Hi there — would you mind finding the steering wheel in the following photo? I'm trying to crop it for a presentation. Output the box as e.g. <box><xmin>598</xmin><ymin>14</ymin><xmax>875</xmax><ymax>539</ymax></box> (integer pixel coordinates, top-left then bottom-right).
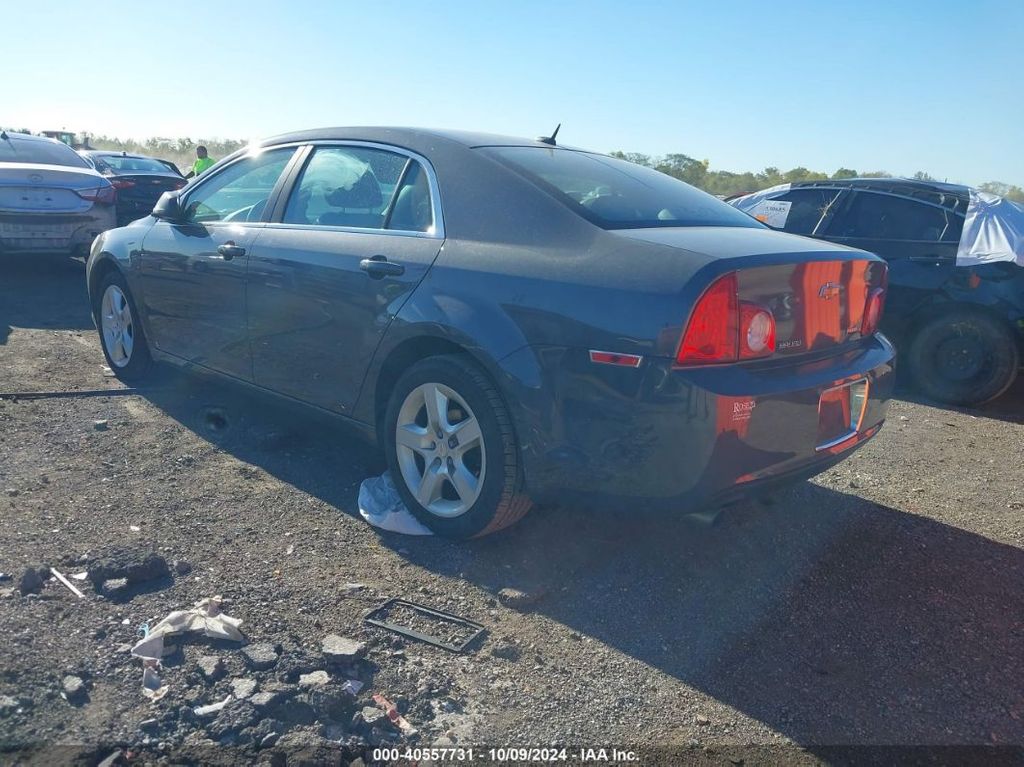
<box><xmin>223</xmin><ymin>199</ymin><xmax>267</xmax><ymax>223</ymax></box>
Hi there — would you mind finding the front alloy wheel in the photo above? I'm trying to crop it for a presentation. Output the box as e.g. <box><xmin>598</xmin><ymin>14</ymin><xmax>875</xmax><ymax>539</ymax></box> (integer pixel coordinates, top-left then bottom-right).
<box><xmin>94</xmin><ymin>270</ymin><xmax>152</xmax><ymax>382</ymax></box>
<box><xmin>100</xmin><ymin>284</ymin><xmax>135</xmax><ymax>368</ymax></box>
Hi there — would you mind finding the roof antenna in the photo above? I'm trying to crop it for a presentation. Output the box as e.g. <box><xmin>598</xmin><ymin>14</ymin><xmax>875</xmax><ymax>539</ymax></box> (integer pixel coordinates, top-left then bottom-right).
<box><xmin>537</xmin><ymin>123</ymin><xmax>561</xmax><ymax>146</ymax></box>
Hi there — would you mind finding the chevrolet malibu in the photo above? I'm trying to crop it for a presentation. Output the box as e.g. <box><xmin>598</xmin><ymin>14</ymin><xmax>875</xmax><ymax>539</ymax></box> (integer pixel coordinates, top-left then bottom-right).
<box><xmin>85</xmin><ymin>128</ymin><xmax>894</xmax><ymax>538</ymax></box>
<box><xmin>0</xmin><ymin>131</ymin><xmax>116</xmax><ymax>255</ymax></box>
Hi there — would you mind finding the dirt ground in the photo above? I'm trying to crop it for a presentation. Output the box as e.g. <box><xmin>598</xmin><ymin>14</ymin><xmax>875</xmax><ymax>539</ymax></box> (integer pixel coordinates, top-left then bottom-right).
<box><xmin>1</xmin><ymin>255</ymin><xmax>1022</xmax><ymax>766</ymax></box>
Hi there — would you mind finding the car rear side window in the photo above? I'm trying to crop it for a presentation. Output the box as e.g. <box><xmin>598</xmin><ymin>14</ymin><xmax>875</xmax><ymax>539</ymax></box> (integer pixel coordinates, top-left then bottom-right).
<box><xmin>184</xmin><ymin>148</ymin><xmax>294</xmax><ymax>224</ymax></box>
<box><xmin>481</xmin><ymin>146</ymin><xmax>761</xmax><ymax>230</ymax></box>
<box><xmin>831</xmin><ymin>191</ymin><xmax>953</xmax><ymax>241</ymax></box>
<box><xmin>0</xmin><ymin>136</ymin><xmax>90</xmax><ymax>168</ymax></box>
<box><xmin>773</xmin><ymin>188</ymin><xmax>842</xmax><ymax>235</ymax></box>
<box><xmin>283</xmin><ymin>146</ymin><xmax>434</xmax><ymax>232</ymax></box>
<box><xmin>98</xmin><ymin>155</ymin><xmax>171</xmax><ymax>173</ymax></box>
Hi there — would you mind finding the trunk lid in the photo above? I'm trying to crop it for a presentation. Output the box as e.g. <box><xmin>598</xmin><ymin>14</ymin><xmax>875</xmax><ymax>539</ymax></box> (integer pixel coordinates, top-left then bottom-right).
<box><xmin>0</xmin><ymin>163</ymin><xmax>108</xmax><ymax>213</ymax></box>
<box><xmin>616</xmin><ymin>226</ymin><xmax>886</xmax><ymax>358</ymax></box>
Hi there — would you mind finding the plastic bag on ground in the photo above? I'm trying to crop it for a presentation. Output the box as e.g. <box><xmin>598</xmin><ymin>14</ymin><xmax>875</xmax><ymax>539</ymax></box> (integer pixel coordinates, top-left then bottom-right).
<box><xmin>358</xmin><ymin>471</ymin><xmax>433</xmax><ymax>536</ymax></box>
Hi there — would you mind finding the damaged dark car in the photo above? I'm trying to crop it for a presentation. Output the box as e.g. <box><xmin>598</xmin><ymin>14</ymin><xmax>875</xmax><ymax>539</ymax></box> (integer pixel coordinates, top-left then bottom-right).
<box><xmin>85</xmin><ymin>128</ymin><xmax>895</xmax><ymax>537</ymax></box>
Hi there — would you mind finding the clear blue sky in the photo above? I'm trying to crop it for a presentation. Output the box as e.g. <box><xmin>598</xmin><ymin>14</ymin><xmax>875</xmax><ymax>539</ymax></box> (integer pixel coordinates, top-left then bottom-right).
<box><xmin>5</xmin><ymin>0</ymin><xmax>1021</xmax><ymax>186</ymax></box>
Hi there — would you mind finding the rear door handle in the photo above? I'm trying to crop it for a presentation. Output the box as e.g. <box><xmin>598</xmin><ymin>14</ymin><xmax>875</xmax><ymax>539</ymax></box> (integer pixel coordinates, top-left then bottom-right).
<box><xmin>360</xmin><ymin>256</ymin><xmax>405</xmax><ymax>278</ymax></box>
<box><xmin>217</xmin><ymin>243</ymin><xmax>246</xmax><ymax>260</ymax></box>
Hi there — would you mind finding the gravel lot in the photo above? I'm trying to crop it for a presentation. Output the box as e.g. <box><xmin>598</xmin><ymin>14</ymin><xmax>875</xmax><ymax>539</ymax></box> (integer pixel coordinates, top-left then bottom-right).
<box><xmin>1</xmin><ymin>255</ymin><xmax>1022</xmax><ymax>765</ymax></box>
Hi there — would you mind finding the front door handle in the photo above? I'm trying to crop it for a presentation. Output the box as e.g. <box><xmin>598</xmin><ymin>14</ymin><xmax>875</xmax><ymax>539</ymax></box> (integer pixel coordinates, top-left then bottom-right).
<box><xmin>217</xmin><ymin>242</ymin><xmax>246</xmax><ymax>260</ymax></box>
<box><xmin>360</xmin><ymin>255</ymin><xmax>405</xmax><ymax>278</ymax></box>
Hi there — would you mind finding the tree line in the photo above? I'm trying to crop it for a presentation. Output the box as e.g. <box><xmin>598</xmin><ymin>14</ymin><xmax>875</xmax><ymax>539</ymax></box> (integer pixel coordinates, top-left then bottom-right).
<box><xmin>57</xmin><ymin>133</ymin><xmax>1024</xmax><ymax>203</ymax></box>
<box><xmin>609</xmin><ymin>151</ymin><xmax>1024</xmax><ymax>202</ymax></box>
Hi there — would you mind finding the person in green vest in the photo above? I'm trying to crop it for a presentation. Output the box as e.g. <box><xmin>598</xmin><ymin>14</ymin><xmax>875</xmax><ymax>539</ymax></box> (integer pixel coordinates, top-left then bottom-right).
<box><xmin>184</xmin><ymin>145</ymin><xmax>215</xmax><ymax>179</ymax></box>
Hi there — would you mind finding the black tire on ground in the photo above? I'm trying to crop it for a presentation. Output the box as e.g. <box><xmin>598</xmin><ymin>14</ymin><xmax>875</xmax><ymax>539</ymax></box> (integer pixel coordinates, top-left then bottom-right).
<box><xmin>93</xmin><ymin>270</ymin><xmax>154</xmax><ymax>383</ymax></box>
<box><xmin>383</xmin><ymin>354</ymin><xmax>532</xmax><ymax>539</ymax></box>
<box><xmin>906</xmin><ymin>310</ymin><xmax>1019</xmax><ymax>406</ymax></box>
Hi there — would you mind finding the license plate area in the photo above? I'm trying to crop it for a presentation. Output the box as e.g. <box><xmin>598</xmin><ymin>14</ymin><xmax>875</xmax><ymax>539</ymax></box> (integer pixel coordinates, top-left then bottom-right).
<box><xmin>816</xmin><ymin>378</ymin><xmax>869</xmax><ymax>451</ymax></box>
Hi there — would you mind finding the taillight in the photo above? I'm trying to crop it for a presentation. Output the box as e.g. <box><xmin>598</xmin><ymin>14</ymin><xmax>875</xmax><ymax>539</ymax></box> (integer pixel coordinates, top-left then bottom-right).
<box><xmin>676</xmin><ymin>273</ymin><xmax>739</xmax><ymax>364</ymax></box>
<box><xmin>861</xmin><ymin>288</ymin><xmax>886</xmax><ymax>336</ymax></box>
<box><xmin>110</xmin><ymin>179</ymin><xmax>136</xmax><ymax>190</ymax></box>
<box><xmin>76</xmin><ymin>186</ymin><xmax>116</xmax><ymax>205</ymax></box>
<box><xmin>676</xmin><ymin>272</ymin><xmax>777</xmax><ymax>365</ymax></box>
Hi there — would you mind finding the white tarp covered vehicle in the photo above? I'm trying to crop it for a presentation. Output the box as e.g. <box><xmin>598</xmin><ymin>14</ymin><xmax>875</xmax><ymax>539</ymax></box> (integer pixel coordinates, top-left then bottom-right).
<box><xmin>728</xmin><ymin>178</ymin><xmax>1024</xmax><ymax>406</ymax></box>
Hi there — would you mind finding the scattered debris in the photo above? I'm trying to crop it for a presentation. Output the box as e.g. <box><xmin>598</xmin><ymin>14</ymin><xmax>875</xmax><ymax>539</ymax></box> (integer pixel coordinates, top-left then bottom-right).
<box><xmin>0</xmin><ymin>572</ymin><xmax>11</xmax><ymax>582</ymax></box>
<box><xmin>231</xmin><ymin>678</ymin><xmax>258</xmax><ymax>699</ymax></box>
<box><xmin>299</xmin><ymin>670</ymin><xmax>330</xmax><ymax>688</ymax></box>
<box><xmin>142</xmin><ymin>662</ymin><xmax>167</xmax><ymax>701</ymax></box>
<box><xmin>242</xmin><ymin>642</ymin><xmax>279</xmax><ymax>671</ymax></box>
<box><xmin>87</xmin><ymin>547</ymin><xmax>170</xmax><ymax>593</ymax></box>
<box><xmin>18</xmin><ymin>565</ymin><xmax>47</xmax><ymax>595</ymax></box>
<box><xmin>70</xmin><ymin>572</ymin><xmax>88</xmax><ymax>581</ymax></box>
<box><xmin>497</xmin><ymin>586</ymin><xmax>549</xmax><ymax>611</ymax></box>
<box><xmin>50</xmin><ymin>567</ymin><xmax>85</xmax><ymax>598</ymax></box>
<box><xmin>0</xmin><ymin>695</ymin><xmax>19</xmax><ymax>714</ymax></box>
<box><xmin>358</xmin><ymin>472</ymin><xmax>434</xmax><ymax>535</ymax></box>
<box><xmin>342</xmin><ymin>679</ymin><xmax>364</xmax><ymax>696</ymax></box>
<box><xmin>96</xmin><ymin>750</ymin><xmax>122</xmax><ymax>767</ymax></box>
<box><xmin>194</xmin><ymin>695</ymin><xmax>233</xmax><ymax>718</ymax></box>
<box><xmin>132</xmin><ymin>596</ymin><xmax>244</xmax><ymax>661</ymax></box>
<box><xmin>93</xmin><ymin>419</ymin><xmax>109</xmax><ymax>431</ymax></box>
<box><xmin>61</xmin><ymin>675</ymin><xmax>87</xmax><ymax>703</ymax></box>
<box><xmin>4</xmin><ymin>488</ymin><xmax>18</xmax><ymax>497</ymax></box>
<box><xmin>696</xmin><ymin>714</ymin><xmax>711</xmax><ymax>725</ymax></box>
<box><xmin>250</xmin><ymin>691</ymin><xmax>281</xmax><ymax>709</ymax></box>
<box><xmin>173</xmin><ymin>559</ymin><xmax>193</xmax><ymax>576</ymax></box>
<box><xmin>197</xmin><ymin>656</ymin><xmax>225</xmax><ymax>681</ymax></box>
<box><xmin>365</xmin><ymin>598</ymin><xmax>486</xmax><ymax>653</ymax></box>
<box><xmin>130</xmin><ymin>597</ymin><xmax>244</xmax><ymax>699</ymax></box>
<box><xmin>322</xmin><ymin>634</ymin><xmax>367</xmax><ymax>662</ymax></box>
<box><xmin>489</xmin><ymin>641</ymin><xmax>522</xmax><ymax>662</ymax></box>
<box><xmin>373</xmin><ymin>693</ymin><xmax>417</xmax><ymax>736</ymax></box>
<box><xmin>100</xmin><ymin>578</ymin><xmax>129</xmax><ymax>599</ymax></box>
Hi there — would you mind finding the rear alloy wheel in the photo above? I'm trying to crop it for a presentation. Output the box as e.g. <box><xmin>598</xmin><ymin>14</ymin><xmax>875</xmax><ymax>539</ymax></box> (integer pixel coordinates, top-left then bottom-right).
<box><xmin>906</xmin><ymin>311</ymin><xmax>1018</xmax><ymax>406</ymax></box>
<box><xmin>95</xmin><ymin>271</ymin><xmax>152</xmax><ymax>382</ymax></box>
<box><xmin>384</xmin><ymin>355</ymin><xmax>532</xmax><ymax>538</ymax></box>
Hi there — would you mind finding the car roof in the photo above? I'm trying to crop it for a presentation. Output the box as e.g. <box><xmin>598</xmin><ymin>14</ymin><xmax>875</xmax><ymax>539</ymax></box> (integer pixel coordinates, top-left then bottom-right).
<box><xmin>260</xmin><ymin>126</ymin><xmax>563</xmax><ymax>151</ymax></box>
<box><xmin>792</xmin><ymin>177</ymin><xmax>970</xmax><ymax>198</ymax></box>
<box><xmin>1</xmin><ymin>131</ymin><xmax>63</xmax><ymax>145</ymax></box>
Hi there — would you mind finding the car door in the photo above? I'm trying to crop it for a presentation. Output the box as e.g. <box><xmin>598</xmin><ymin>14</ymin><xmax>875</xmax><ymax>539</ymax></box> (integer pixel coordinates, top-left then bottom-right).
<box><xmin>821</xmin><ymin>190</ymin><xmax>963</xmax><ymax>320</ymax></box>
<box><xmin>246</xmin><ymin>142</ymin><xmax>444</xmax><ymax>413</ymax></box>
<box><xmin>136</xmin><ymin>147</ymin><xmax>298</xmax><ymax>380</ymax></box>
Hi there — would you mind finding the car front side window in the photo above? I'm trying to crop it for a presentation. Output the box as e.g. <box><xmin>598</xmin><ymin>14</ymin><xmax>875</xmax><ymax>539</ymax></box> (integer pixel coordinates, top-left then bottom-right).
<box><xmin>183</xmin><ymin>148</ymin><xmax>294</xmax><ymax>224</ymax></box>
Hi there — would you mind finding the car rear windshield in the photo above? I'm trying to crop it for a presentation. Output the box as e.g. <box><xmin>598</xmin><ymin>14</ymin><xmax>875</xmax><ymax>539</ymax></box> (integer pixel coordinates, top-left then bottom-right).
<box><xmin>482</xmin><ymin>146</ymin><xmax>762</xmax><ymax>230</ymax></box>
<box><xmin>0</xmin><ymin>136</ymin><xmax>90</xmax><ymax>168</ymax></box>
<box><xmin>95</xmin><ymin>154</ymin><xmax>171</xmax><ymax>173</ymax></box>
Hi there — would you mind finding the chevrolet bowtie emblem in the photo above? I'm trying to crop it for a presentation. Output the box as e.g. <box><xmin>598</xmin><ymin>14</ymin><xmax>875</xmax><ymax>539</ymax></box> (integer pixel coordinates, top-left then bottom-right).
<box><xmin>818</xmin><ymin>281</ymin><xmax>842</xmax><ymax>300</ymax></box>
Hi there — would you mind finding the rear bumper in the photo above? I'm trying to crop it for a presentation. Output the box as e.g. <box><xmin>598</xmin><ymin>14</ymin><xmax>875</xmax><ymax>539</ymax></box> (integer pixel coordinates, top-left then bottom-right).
<box><xmin>505</xmin><ymin>335</ymin><xmax>896</xmax><ymax>511</ymax></box>
<box><xmin>0</xmin><ymin>208</ymin><xmax>116</xmax><ymax>253</ymax></box>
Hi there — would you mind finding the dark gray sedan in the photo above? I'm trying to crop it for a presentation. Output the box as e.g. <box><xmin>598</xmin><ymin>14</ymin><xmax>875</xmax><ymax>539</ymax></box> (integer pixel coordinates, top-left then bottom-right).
<box><xmin>86</xmin><ymin>128</ymin><xmax>895</xmax><ymax>538</ymax></box>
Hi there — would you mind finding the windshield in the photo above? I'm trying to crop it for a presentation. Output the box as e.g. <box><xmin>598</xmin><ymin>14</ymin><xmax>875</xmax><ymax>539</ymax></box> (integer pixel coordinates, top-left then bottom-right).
<box><xmin>94</xmin><ymin>154</ymin><xmax>173</xmax><ymax>173</ymax></box>
<box><xmin>482</xmin><ymin>146</ymin><xmax>762</xmax><ymax>230</ymax></box>
<box><xmin>0</xmin><ymin>136</ymin><xmax>90</xmax><ymax>168</ymax></box>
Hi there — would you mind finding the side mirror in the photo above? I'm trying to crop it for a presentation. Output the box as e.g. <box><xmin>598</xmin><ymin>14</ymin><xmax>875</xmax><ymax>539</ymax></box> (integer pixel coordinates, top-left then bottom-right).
<box><xmin>153</xmin><ymin>191</ymin><xmax>186</xmax><ymax>222</ymax></box>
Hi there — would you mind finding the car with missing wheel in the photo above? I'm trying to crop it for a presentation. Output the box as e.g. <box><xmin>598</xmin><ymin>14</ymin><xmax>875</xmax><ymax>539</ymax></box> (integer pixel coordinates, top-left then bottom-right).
<box><xmin>728</xmin><ymin>178</ymin><xmax>1024</xmax><ymax>405</ymax></box>
<box><xmin>85</xmin><ymin>127</ymin><xmax>894</xmax><ymax>538</ymax></box>
<box><xmin>0</xmin><ymin>131</ymin><xmax>116</xmax><ymax>255</ymax></box>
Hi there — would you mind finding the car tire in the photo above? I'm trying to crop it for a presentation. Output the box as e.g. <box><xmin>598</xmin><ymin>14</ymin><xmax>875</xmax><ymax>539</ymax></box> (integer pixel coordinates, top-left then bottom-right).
<box><xmin>383</xmin><ymin>354</ymin><xmax>532</xmax><ymax>538</ymax></box>
<box><xmin>94</xmin><ymin>270</ymin><xmax>153</xmax><ymax>382</ymax></box>
<box><xmin>906</xmin><ymin>310</ymin><xmax>1019</xmax><ymax>406</ymax></box>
